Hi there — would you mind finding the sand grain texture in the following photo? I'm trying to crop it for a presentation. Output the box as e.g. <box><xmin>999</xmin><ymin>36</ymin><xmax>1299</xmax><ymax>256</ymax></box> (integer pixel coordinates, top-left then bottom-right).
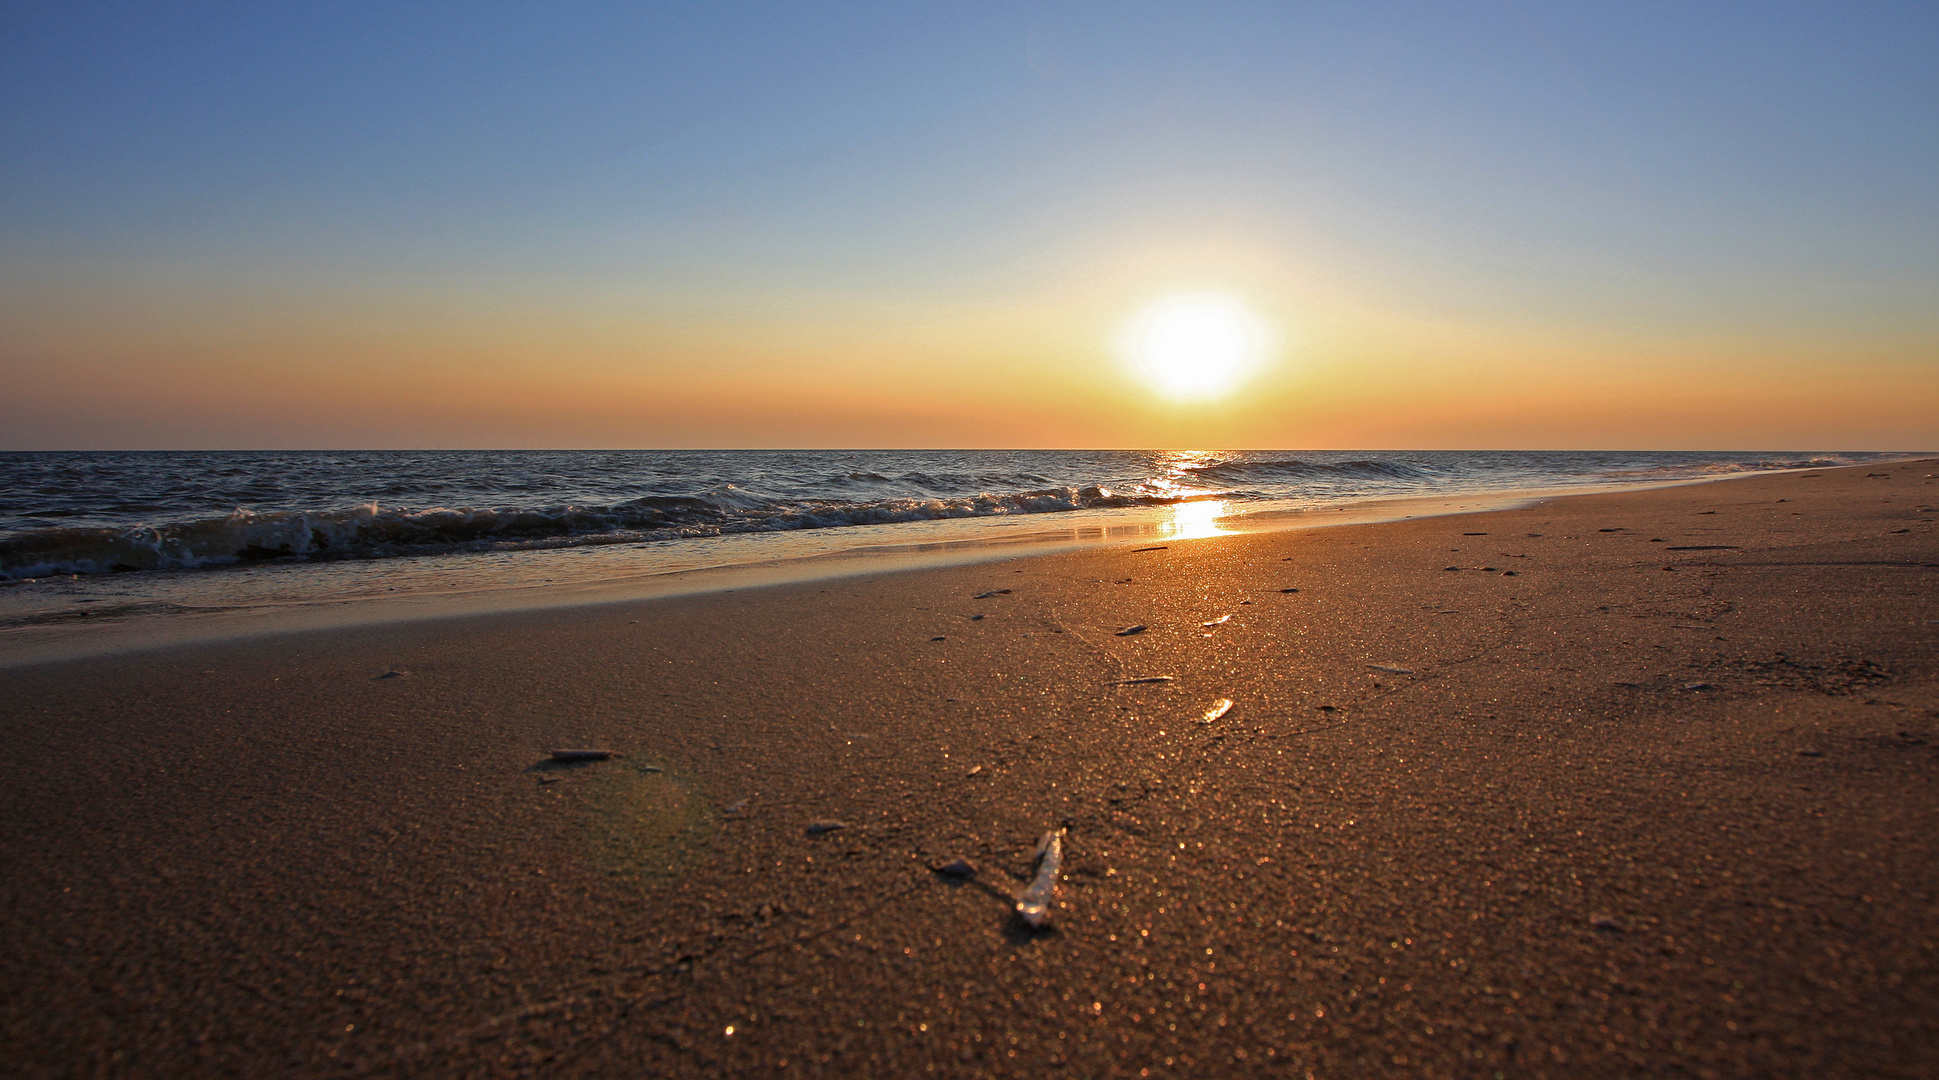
<box><xmin>2</xmin><ymin>463</ymin><xmax>1935</xmax><ymax>1078</ymax></box>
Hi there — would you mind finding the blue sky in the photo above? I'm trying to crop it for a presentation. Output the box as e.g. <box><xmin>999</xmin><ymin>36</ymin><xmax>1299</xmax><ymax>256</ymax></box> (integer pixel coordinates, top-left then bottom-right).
<box><xmin>3</xmin><ymin>2</ymin><xmax>1935</xmax><ymax>448</ymax></box>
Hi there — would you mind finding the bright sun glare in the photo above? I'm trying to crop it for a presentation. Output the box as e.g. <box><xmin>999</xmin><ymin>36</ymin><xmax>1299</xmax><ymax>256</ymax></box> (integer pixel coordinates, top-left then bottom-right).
<box><xmin>1125</xmin><ymin>294</ymin><xmax>1267</xmax><ymax>401</ymax></box>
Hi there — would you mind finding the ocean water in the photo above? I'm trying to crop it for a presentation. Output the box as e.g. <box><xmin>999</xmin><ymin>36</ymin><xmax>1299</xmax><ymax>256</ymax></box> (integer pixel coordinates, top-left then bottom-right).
<box><xmin>0</xmin><ymin>449</ymin><xmax>1892</xmax><ymax>581</ymax></box>
<box><xmin>0</xmin><ymin>449</ymin><xmax>1901</xmax><ymax>658</ymax></box>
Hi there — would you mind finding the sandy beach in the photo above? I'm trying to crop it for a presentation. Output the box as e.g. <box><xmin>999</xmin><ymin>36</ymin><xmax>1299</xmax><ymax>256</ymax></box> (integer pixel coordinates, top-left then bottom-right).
<box><xmin>1</xmin><ymin>462</ymin><xmax>1934</xmax><ymax>1079</ymax></box>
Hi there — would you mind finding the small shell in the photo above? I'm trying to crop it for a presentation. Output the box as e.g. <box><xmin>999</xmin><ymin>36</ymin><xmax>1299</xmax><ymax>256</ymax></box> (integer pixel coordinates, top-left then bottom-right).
<box><xmin>1198</xmin><ymin>698</ymin><xmax>1234</xmax><ymax>724</ymax></box>
<box><xmin>1016</xmin><ymin>830</ymin><xmax>1065</xmax><ymax>929</ymax></box>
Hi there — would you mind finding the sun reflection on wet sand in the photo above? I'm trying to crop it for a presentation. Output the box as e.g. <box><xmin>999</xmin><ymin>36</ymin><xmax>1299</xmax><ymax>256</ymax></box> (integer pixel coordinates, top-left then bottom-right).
<box><xmin>1162</xmin><ymin>498</ymin><xmax>1229</xmax><ymax>539</ymax></box>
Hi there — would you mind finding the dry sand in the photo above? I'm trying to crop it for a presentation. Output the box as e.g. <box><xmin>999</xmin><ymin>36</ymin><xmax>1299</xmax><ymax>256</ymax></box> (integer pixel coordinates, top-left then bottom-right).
<box><xmin>1</xmin><ymin>462</ymin><xmax>1935</xmax><ymax>1078</ymax></box>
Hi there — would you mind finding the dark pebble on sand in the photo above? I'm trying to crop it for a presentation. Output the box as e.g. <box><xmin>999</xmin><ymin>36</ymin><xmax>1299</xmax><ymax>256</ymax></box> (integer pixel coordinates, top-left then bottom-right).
<box><xmin>1444</xmin><ymin>566</ymin><xmax>1461</xmax><ymax>571</ymax></box>
<box><xmin>1116</xmin><ymin>624</ymin><xmax>1147</xmax><ymax>636</ymax></box>
<box><xmin>806</xmin><ymin>821</ymin><xmax>847</xmax><ymax>835</ymax></box>
<box><xmin>1590</xmin><ymin>917</ymin><xmax>1625</xmax><ymax>933</ymax></box>
<box><xmin>931</xmin><ymin>636</ymin><xmax>946</xmax><ymax>642</ymax></box>
<box><xmin>1799</xmin><ymin>749</ymin><xmax>1823</xmax><ymax>757</ymax></box>
<box><xmin>550</xmin><ymin>749</ymin><xmax>616</xmax><ymax>762</ymax></box>
<box><xmin>1279</xmin><ymin>587</ymin><xmax>1300</xmax><ymax>593</ymax></box>
<box><xmin>933</xmin><ymin>858</ymin><xmax>977</xmax><ymax>879</ymax></box>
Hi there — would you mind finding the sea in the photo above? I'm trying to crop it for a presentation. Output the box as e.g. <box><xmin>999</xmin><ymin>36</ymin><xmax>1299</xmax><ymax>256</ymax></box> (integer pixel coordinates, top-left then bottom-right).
<box><xmin>0</xmin><ymin>449</ymin><xmax>1902</xmax><ymax>662</ymax></box>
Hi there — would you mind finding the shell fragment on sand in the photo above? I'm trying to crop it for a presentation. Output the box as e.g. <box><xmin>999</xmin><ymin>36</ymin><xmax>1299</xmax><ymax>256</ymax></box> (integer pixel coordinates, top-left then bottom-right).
<box><xmin>1198</xmin><ymin>698</ymin><xmax>1234</xmax><ymax>724</ymax></box>
<box><xmin>973</xmin><ymin>589</ymin><xmax>1013</xmax><ymax>599</ymax></box>
<box><xmin>1367</xmin><ymin>665</ymin><xmax>1414</xmax><ymax>675</ymax></box>
<box><xmin>1109</xmin><ymin>676</ymin><xmax>1175</xmax><ymax>685</ymax></box>
<box><xmin>550</xmin><ymin>749</ymin><xmax>617</xmax><ymax>762</ymax></box>
<box><xmin>1202</xmin><ymin>615</ymin><xmax>1232</xmax><ymax>627</ymax></box>
<box><xmin>805</xmin><ymin>820</ymin><xmax>847</xmax><ymax>835</ymax></box>
<box><xmin>1016</xmin><ymin>829</ymin><xmax>1066</xmax><ymax>929</ymax></box>
<box><xmin>1116</xmin><ymin>624</ymin><xmax>1148</xmax><ymax>636</ymax></box>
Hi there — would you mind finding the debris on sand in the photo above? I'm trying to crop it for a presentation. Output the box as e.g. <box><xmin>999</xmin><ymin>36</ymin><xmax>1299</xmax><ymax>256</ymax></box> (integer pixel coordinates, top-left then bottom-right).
<box><xmin>966</xmin><ymin>764</ymin><xmax>984</xmax><ymax>777</ymax></box>
<box><xmin>550</xmin><ymin>749</ymin><xmax>617</xmax><ymax>762</ymax></box>
<box><xmin>973</xmin><ymin>589</ymin><xmax>1013</xmax><ymax>599</ymax></box>
<box><xmin>1202</xmin><ymin>615</ymin><xmax>1232</xmax><ymax>627</ymax></box>
<box><xmin>377</xmin><ymin>669</ymin><xmax>409</xmax><ymax>679</ymax></box>
<box><xmin>1017</xmin><ymin>829</ymin><xmax>1066</xmax><ymax>929</ymax></box>
<box><xmin>724</xmin><ymin>799</ymin><xmax>748</xmax><ymax>815</ymax></box>
<box><xmin>1367</xmin><ymin>665</ymin><xmax>1414</xmax><ymax>675</ymax></box>
<box><xmin>1131</xmin><ymin>546</ymin><xmax>1169</xmax><ymax>553</ymax></box>
<box><xmin>969</xmin><ymin>614</ymin><xmax>985</xmax><ymax>621</ymax></box>
<box><xmin>1590</xmin><ymin>916</ymin><xmax>1625</xmax><ymax>933</ymax></box>
<box><xmin>805</xmin><ymin>821</ymin><xmax>847</xmax><ymax>835</ymax></box>
<box><xmin>1279</xmin><ymin>587</ymin><xmax>1300</xmax><ymax>593</ymax></box>
<box><xmin>1681</xmin><ymin>681</ymin><xmax>1714</xmax><ymax>691</ymax></box>
<box><xmin>1116</xmin><ymin>624</ymin><xmax>1148</xmax><ymax>636</ymax></box>
<box><xmin>934</xmin><ymin>858</ymin><xmax>977</xmax><ymax>879</ymax></box>
<box><xmin>1198</xmin><ymin>698</ymin><xmax>1234</xmax><ymax>724</ymax></box>
<box><xmin>1110</xmin><ymin>676</ymin><xmax>1175</xmax><ymax>685</ymax></box>
<box><xmin>930</xmin><ymin>636</ymin><xmax>946</xmax><ymax>642</ymax></box>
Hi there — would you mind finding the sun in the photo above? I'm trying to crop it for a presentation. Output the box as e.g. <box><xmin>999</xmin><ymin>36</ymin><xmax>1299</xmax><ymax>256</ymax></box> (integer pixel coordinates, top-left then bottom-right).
<box><xmin>1124</xmin><ymin>294</ymin><xmax>1267</xmax><ymax>400</ymax></box>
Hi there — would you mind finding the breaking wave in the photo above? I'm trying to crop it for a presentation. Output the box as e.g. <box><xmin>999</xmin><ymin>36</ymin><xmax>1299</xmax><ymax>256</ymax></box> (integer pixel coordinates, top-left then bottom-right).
<box><xmin>1179</xmin><ymin>458</ymin><xmax>1439</xmax><ymax>484</ymax></box>
<box><xmin>0</xmin><ymin>485</ymin><xmax>1192</xmax><ymax>579</ymax></box>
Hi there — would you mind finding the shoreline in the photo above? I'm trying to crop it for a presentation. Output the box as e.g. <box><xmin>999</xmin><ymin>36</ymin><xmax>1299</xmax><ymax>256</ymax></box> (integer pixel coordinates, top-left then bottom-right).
<box><xmin>1</xmin><ymin>460</ymin><xmax>1934</xmax><ymax>1077</ymax></box>
<box><xmin>0</xmin><ymin>466</ymin><xmax>1890</xmax><ymax>670</ymax></box>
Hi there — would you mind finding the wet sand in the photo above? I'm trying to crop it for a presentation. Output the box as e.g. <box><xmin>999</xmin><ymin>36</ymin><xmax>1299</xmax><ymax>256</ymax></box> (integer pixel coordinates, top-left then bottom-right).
<box><xmin>1</xmin><ymin>462</ymin><xmax>1934</xmax><ymax>1078</ymax></box>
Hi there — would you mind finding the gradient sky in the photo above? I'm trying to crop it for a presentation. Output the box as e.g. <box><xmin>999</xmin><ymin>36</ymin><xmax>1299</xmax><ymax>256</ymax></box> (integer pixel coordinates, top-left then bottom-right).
<box><xmin>2</xmin><ymin>1</ymin><xmax>1935</xmax><ymax>450</ymax></box>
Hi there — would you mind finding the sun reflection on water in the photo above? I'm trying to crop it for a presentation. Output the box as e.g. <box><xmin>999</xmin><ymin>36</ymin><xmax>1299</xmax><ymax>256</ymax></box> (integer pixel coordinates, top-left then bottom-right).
<box><xmin>1163</xmin><ymin>499</ymin><xmax>1229</xmax><ymax>539</ymax></box>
